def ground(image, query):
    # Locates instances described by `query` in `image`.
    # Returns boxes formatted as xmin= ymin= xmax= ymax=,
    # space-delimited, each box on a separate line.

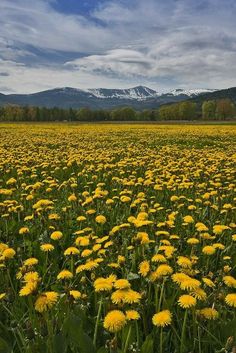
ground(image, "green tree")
xmin=216 ymin=99 xmax=235 ymax=120
xmin=202 ymin=100 xmax=216 ymax=120
xmin=111 ymin=107 xmax=136 ymax=121
xmin=178 ymin=102 xmax=197 ymax=120
xmin=76 ymin=108 xmax=94 ymax=121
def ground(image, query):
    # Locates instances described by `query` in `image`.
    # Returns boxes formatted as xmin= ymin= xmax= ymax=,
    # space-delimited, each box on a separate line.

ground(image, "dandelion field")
xmin=0 ymin=123 xmax=236 ymax=353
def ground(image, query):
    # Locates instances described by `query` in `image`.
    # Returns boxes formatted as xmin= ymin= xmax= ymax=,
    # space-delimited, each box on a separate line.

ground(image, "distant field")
xmin=1 ymin=120 xmax=236 ymax=125
xmin=0 ymin=123 xmax=236 ymax=353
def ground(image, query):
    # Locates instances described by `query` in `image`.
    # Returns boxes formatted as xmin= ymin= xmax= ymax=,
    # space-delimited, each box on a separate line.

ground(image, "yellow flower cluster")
xmin=0 ymin=123 xmax=236 ymax=352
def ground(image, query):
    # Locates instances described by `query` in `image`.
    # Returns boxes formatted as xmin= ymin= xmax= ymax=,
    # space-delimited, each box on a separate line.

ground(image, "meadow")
xmin=0 ymin=123 xmax=236 ymax=353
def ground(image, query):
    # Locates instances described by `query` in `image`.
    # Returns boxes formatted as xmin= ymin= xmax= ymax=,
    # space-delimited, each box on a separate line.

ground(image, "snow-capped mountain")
xmin=87 ymin=86 xmax=158 ymax=100
xmin=0 ymin=85 xmax=220 ymax=109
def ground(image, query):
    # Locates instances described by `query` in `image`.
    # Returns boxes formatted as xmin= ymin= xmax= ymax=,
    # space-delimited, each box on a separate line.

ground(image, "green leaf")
xmin=141 ymin=334 xmax=153 ymax=353
xmin=63 ymin=314 xmax=96 ymax=353
xmin=0 ymin=337 xmax=11 ymax=353
xmin=96 ymin=347 xmax=108 ymax=353
xmin=53 ymin=333 xmax=67 ymax=353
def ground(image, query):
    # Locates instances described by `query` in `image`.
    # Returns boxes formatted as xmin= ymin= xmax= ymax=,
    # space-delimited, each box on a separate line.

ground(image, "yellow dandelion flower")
xmin=177 ymin=256 xmax=192 ymax=268
xmin=19 ymin=282 xmax=37 ymax=296
xmin=23 ymin=271 xmax=40 ymax=283
xmin=111 ymin=290 xmax=126 ymax=304
xmin=223 ymin=276 xmax=236 ymax=288
xmin=183 ymin=216 xmax=194 ymax=224
xmin=202 ymin=277 xmax=215 ymax=288
xmin=187 ymin=238 xmax=199 ymax=245
xmin=138 ymin=261 xmax=150 ymax=277
xmin=197 ymin=308 xmax=219 ymax=320
xmin=64 ymin=247 xmax=80 ymax=256
xmin=0 ymin=243 xmax=8 ymax=254
xmin=118 ymin=255 xmax=125 ymax=264
xmin=224 ymin=265 xmax=232 ymax=273
xmin=76 ymin=216 xmax=86 ymax=222
xmin=69 ymin=290 xmax=82 ymax=299
xmin=152 ymin=310 xmax=172 ymax=327
xmin=155 ymin=264 xmax=173 ymax=278
xmin=225 ymin=293 xmax=236 ymax=307
xmin=95 ymin=215 xmax=106 ymax=224
xmin=76 ymin=264 xmax=86 ymax=273
xmin=151 ymin=254 xmax=167 ymax=263
xmin=0 ymin=293 xmax=6 ymax=300
xmin=213 ymin=243 xmax=225 ymax=250
xmin=180 ymin=278 xmax=201 ymax=291
xmin=81 ymin=249 xmax=92 ymax=257
xmin=190 ymin=288 xmax=207 ymax=301
xmin=104 ymin=241 xmax=113 ymax=248
xmin=23 ymin=258 xmax=38 ymax=267
xmin=114 ymin=279 xmax=131 ymax=290
xmin=178 ymin=295 xmax=196 ymax=309
xmin=75 ymin=237 xmax=90 ymax=246
xmin=213 ymin=225 xmax=230 ymax=235
xmin=50 ymin=231 xmax=63 ymax=240
xmin=35 ymin=292 xmax=58 ymax=312
xmin=126 ymin=310 xmax=140 ymax=321
xmin=94 ymin=278 xmax=113 ymax=292
xmin=40 ymin=244 xmax=54 ymax=252
xmin=19 ymin=227 xmax=30 ymax=235
xmin=103 ymin=310 xmax=126 ymax=332
xmin=202 ymin=246 xmax=216 ymax=255
xmin=68 ymin=194 xmax=77 ymax=202
xmin=57 ymin=270 xmax=73 ymax=280
xmin=84 ymin=260 xmax=99 ymax=271
xmin=123 ymin=289 xmax=142 ymax=304
xmin=2 ymin=248 xmax=16 ymax=259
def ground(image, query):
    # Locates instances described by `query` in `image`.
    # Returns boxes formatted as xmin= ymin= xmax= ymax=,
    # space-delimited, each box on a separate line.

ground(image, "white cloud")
xmin=65 ymin=49 xmax=155 ymax=77
xmin=0 ymin=58 xmax=148 ymax=94
xmin=0 ymin=0 xmax=236 ymax=93
xmin=0 ymin=0 xmax=113 ymax=53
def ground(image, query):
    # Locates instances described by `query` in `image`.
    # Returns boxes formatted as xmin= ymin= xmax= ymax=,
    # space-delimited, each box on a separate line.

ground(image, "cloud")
xmin=65 ymin=49 xmax=155 ymax=77
xmin=0 ymin=0 xmax=236 ymax=93
xmin=65 ymin=25 xmax=236 ymax=89
xmin=0 ymin=72 xmax=10 ymax=77
xmin=0 ymin=0 xmax=113 ymax=53
xmin=0 ymin=58 xmax=148 ymax=94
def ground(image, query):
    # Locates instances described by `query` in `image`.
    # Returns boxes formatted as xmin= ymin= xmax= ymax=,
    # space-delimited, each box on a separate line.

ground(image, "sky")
xmin=0 ymin=0 xmax=236 ymax=94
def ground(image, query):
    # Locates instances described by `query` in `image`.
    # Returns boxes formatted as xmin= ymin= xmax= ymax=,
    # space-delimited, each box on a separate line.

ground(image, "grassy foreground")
xmin=0 ymin=123 xmax=236 ymax=353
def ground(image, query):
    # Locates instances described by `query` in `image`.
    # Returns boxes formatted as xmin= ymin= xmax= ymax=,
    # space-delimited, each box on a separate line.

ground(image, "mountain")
xmin=0 ymin=85 xmax=220 ymax=110
xmin=189 ymin=87 xmax=236 ymax=105
xmin=87 ymin=86 xmax=158 ymax=100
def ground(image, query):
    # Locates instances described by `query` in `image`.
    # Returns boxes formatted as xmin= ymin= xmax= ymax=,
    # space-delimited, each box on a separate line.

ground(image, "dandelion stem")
xmin=180 ymin=310 xmax=188 ymax=353
xmin=198 ymin=326 xmax=201 ymax=353
xmin=158 ymin=279 xmax=165 ymax=311
xmin=93 ymin=297 xmax=103 ymax=347
xmin=7 ymin=268 xmax=17 ymax=297
xmin=155 ymin=285 xmax=159 ymax=311
xmin=123 ymin=325 xmax=132 ymax=353
xmin=70 ymin=256 xmax=74 ymax=273
xmin=136 ymin=321 xmax=140 ymax=347
xmin=160 ymin=327 xmax=163 ymax=353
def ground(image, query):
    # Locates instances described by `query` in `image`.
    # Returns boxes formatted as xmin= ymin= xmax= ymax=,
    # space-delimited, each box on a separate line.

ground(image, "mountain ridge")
xmin=0 ymin=85 xmax=230 ymax=110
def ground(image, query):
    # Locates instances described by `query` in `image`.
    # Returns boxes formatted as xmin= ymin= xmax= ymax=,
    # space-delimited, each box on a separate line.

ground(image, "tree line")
xmin=0 ymin=98 xmax=235 ymax=122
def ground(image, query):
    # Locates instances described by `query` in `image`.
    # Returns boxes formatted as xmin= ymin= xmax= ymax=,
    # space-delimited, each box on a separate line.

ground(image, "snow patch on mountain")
xmin=87 ymin=86 xmax=159 ymax=100
xmin=20 ymin=85 xmax=219 ymax=102
xmin=168 ymin=88 xmax=217 ymax=97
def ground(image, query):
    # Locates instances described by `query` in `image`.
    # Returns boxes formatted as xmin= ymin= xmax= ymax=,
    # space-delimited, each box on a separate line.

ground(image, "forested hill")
xmin=0 ymin=87 xmax=235 ymax=122
xmin=0 ymin=86 xmax=217 ymax=110
xmin=189 ymin=87 xmax=236 ymax=105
